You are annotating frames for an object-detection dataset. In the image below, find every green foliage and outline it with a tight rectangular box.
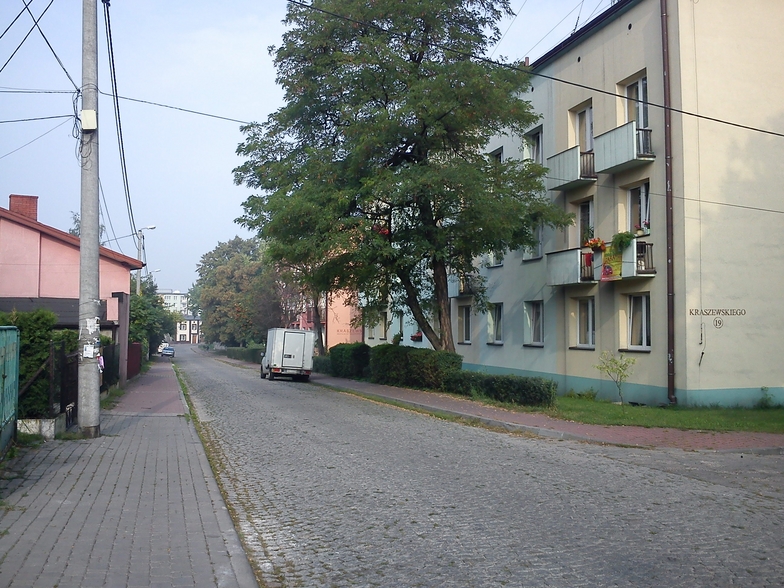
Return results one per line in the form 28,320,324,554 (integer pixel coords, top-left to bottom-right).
312,355,332,374
405,349,463,390
330,343,371,378
595,351,636,405
565,387,598,401
130,281,177,356
194,238,286,346
0,309,58,418
234,0,573,352
442,371,557,407
225,346,264,364
368,344,410,385
610,231,636,251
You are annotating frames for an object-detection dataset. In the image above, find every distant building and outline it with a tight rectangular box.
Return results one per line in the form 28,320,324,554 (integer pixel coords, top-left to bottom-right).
158,289,190,315
175,315,202,344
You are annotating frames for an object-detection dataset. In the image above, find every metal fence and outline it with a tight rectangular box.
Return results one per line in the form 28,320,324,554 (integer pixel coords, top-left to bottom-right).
0,327,19,456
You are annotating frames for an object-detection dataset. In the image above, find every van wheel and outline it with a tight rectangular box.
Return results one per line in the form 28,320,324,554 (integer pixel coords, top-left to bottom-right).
260,367,266,379
269,372,275,381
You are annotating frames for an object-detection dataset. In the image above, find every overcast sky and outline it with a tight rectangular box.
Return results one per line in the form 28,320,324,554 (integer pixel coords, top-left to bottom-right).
0,0,615,293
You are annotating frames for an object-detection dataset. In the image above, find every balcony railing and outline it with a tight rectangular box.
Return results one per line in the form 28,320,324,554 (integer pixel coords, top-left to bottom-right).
547,247,599,286
594,121,655,174
546,146,599,191
620,239,655,278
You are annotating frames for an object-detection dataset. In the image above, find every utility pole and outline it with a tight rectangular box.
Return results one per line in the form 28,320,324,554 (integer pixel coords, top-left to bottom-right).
78,0,101,438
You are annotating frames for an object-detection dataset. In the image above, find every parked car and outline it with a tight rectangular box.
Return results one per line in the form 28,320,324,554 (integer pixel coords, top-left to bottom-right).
161,346,175,357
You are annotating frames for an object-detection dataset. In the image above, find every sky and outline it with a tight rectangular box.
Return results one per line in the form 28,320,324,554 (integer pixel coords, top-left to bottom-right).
0,0,616,293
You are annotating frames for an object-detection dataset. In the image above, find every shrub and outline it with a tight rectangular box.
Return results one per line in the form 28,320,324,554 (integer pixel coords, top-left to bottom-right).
405,348,462,389
443,371,556,407
369,344,410,385
330,343,370,378
226,346,264,364
312,355,332,374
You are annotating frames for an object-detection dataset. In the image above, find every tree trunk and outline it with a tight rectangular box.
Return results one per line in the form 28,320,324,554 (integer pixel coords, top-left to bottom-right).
396,268,445,351
431,259,455,353
311,292,326,356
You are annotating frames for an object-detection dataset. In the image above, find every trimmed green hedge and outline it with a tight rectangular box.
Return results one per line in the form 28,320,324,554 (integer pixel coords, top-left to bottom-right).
330,343,370,378
312,355,332,374
443,371,557,407
369,345,462,390
226,346,264,364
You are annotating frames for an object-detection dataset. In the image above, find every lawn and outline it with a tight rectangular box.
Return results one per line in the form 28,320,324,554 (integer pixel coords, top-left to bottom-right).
541,397,784,434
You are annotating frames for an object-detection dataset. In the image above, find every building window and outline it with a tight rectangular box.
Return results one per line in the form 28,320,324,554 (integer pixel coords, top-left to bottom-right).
179,322,187,330
626,76,649,129
487,303,503,344
457,305,471,344
579,199,594,246
525,129,543,164
629,182,650,233
522,224,543,260
628,293,651,349
577,297,595,347
488,250,504,267
367,324,375,339
179,334,186,341
490,146,503,163
576,105,594,152
379,312,388,340
526,300,544,345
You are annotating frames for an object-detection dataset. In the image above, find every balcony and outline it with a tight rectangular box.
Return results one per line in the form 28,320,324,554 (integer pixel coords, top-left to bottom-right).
546,146,597,191
594,121,655,174
599,239,655,280
546,247,599,286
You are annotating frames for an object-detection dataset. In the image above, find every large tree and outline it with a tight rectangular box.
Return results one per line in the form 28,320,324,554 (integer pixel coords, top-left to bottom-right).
234,0,571,352
194,237,285,346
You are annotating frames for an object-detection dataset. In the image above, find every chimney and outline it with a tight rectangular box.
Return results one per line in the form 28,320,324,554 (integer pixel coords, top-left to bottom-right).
9,195,39,221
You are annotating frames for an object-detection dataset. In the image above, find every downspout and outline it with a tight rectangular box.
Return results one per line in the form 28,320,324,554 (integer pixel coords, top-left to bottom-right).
660,0,676,404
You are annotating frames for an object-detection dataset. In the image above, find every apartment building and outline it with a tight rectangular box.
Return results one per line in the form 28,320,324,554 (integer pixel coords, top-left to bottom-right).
452,0,784,406
158,289,189,315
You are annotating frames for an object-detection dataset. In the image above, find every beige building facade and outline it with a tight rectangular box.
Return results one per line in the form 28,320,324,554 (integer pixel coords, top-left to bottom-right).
452,0,784,406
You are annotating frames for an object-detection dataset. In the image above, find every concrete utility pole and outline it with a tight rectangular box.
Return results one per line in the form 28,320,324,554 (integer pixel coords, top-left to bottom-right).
135,226,155,295
78,0,101,438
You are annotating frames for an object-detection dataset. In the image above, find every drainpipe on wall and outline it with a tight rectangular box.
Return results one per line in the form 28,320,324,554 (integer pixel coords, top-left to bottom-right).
660,0,676,404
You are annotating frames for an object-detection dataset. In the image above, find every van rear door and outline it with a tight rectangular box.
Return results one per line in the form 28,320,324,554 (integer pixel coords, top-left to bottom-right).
281,331,306,369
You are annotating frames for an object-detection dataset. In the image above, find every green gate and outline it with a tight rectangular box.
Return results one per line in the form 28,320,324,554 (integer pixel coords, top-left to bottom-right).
0,327,20,456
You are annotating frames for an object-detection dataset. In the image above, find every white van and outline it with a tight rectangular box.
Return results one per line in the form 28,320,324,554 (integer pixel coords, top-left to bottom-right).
260,328,315,382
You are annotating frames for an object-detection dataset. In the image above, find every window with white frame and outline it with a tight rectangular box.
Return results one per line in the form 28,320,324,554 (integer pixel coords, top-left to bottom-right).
457,305,471,344
522,224,543,260
576,105,594,152
628,293,651,349
367,323,375,339
179,322,187,330
490,147,503,163
488,250,504,267
629,182,650,233
626,76,649,129
379,312,388,340
179,334,186,342
525,129,543,165
526,300,544,345
487,303,503,344
577,297,595,347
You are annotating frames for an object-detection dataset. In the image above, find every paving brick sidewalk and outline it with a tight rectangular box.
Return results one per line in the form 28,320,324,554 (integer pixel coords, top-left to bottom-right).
0,359,257,588
219,355,784,453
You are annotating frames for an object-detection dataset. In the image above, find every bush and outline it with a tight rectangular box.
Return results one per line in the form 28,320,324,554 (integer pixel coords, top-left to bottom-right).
226,346,264,364
369,344,410,385
443,371,557,407
368,346,462,389
330,343,370,378
312,355,332,374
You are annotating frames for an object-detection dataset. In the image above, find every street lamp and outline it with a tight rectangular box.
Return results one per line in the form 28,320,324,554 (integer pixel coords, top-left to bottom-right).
136,225,156,295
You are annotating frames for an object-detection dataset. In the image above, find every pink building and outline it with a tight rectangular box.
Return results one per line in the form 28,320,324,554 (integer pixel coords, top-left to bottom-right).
0,194,142,341
289,291,363,351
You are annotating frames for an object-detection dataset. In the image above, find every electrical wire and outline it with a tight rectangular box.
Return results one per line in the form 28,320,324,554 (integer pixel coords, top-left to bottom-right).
0,0,55,75
285,0,784,139
0,0,34,42
489,0,529,58
103,0,137,239
96,90,251,125
0,116,70,160
98,177,123,254
22,0,79,90
0,114,72,123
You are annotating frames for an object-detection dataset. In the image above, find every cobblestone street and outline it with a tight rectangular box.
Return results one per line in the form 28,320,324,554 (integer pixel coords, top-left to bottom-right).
180,352,784,587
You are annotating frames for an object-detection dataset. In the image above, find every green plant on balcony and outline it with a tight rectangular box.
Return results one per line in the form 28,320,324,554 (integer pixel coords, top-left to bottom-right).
611,231,636,251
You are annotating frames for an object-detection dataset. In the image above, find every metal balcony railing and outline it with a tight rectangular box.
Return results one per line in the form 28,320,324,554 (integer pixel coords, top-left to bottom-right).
636,128,654,157
580,151,596,178
580,251,596,281
636,241,655,274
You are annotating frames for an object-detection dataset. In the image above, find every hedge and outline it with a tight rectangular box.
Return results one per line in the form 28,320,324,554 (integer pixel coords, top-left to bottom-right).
330,343,370,378
369,345,462,389
226,346,264,364
442,371,557,407
312,355,332,374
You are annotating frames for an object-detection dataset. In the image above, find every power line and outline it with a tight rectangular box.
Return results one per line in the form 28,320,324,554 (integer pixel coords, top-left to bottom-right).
285,0,784,140
0,0,55,76
103,0,137,236
0,0,34,42
0,116,70,160
0,114,72,123
96,90,251,125
22,0,79,90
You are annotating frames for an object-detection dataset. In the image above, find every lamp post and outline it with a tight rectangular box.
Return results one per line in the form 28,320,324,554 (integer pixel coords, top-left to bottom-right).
136,225,156,295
